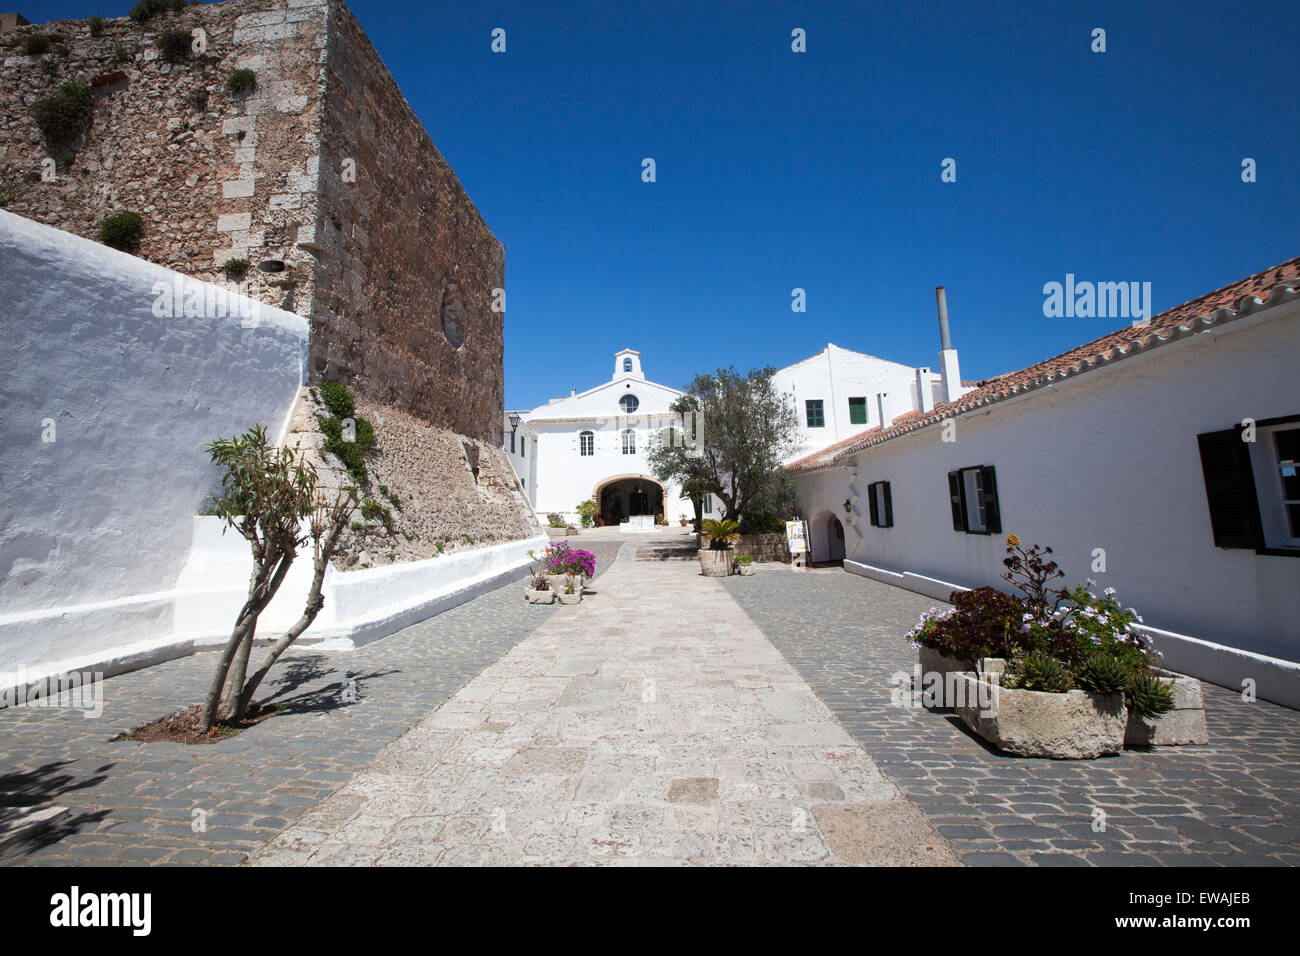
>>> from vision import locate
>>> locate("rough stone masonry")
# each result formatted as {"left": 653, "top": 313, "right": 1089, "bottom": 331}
{"left": 0, "top": 0, "right": 504, "bottom": 444}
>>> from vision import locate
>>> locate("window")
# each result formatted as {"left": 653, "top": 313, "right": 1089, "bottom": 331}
{"left": 868, "top": 481, "right": 893, "bottom": 527}
{"left": 520, "top": 436, "right": 525, "bottom": 457}
{"left": 620, "top": 394, "right": 640, "bottom": 414}
{"left": 702, "top": 494, "right": 714, "bottom": 514}
{"left": 947, "top": 466, "right": 1001, "bottom": 534}
{"left": 622, "top": 429, "right": 636, "bottom": 454}
{"left": 1199, "top": 417, "right": 1300, "bottom": 553}
{"left": 806, "top": 399, "right": 825, "bottom": 428}
{"left": 509, "top": 431, "right": 515, "bottom": 454}
{"left": 579, "top": 430, "right": 594, "bottom": 456}
{"left": 623, "top": 358, "right": 633, "bottom": 372}
{"left": 849, "top": 397, "right": 868, "bottom": 425}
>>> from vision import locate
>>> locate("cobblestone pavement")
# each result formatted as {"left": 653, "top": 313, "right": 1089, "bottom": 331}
{"left": 0, "top": 543, "right": 622, "bottom": 866}
{"left": 721, "top": 566, "right": 1300, "bottom": 866}
{"left": 249, "top": 545, "right": 958, "bottom": 866}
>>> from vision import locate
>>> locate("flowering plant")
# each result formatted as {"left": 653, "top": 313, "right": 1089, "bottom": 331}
{"left": 543, "top": 540, "right": 597, "bottom": 579}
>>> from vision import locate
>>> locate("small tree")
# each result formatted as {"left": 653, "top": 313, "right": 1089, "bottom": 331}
{"left": 648, "top": 367, "right": 799, "bottom": 529}
{"left": 199, "top": 426, "right": 356, "bottom": 732}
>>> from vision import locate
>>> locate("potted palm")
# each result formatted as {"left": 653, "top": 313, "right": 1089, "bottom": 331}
{"left": 524, "top": 548, "right": 555, "bottom": 604}
{"left": 699, "top": 518, "right": 740, "bottom": 576}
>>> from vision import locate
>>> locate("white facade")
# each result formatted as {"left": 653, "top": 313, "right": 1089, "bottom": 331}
{"left": 773, "top": 343, "right": 958, "bottom": 462}
{"left": 502, "top": 350, "right": 694, "bottom": 526}
{"left": 791, "top": 288, "right": 1300, "bottom": 707}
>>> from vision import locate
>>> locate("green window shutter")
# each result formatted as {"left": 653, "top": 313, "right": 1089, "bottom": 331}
{"left": 948, "top": 471, "right": 966, "bottom": 532}
{"left": 868, "top": 483, "right": 880, "bottom": 526}
{"left": 849, "top": 397, "right": 867, "bottom": 425}
{"left": 883, "top": 482, "right": 894, "bottom": 528}
{"left": 1197, "top": 428, "right": 1263, "bottom": 549}
{"left": 979, "top": 466, "right": 1001, "bottom": 534}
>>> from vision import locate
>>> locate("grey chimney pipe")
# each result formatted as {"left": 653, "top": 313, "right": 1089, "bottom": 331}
{"left": 936, "top": 286, "right": 952, "bottom": 351}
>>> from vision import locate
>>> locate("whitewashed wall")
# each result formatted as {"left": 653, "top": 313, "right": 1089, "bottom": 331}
{"left": 774, "top": 344, "right": 944, "bottom": 461}
{"left": 0, "top": 211, "right": 308, "bottom": 679}
{"left": 793, "top": 300, "right": 1300, "bottom": 704}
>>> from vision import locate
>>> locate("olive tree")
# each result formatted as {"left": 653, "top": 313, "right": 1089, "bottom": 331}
{"left": 199, "top": 425, "right": 357, "bottom": 732}
{"left": 647, "top": 367, "right": 800, "bottom": 530}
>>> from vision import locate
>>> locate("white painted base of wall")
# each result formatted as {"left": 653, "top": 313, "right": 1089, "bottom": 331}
{"left": 620, "top": 515, "right": 656, "bottom": 532}
{"left": 1, "top": 523, "right": 548, "bottom": 708}
{"left": 844, "top": 559, "right": 1300, "bottom": 710}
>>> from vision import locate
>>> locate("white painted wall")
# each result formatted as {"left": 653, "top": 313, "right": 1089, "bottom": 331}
{"left": 0, "top": 210, "right": 308, "bottom": 677}
{"left": 793, "top": 300, "right": 1300, "bottom": 701}
{"left": 773, "top": 344, "right": 944, "bottom": 461}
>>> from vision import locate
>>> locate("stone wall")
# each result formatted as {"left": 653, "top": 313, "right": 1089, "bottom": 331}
{"left": 0, "top": 0, "right": 505, "bottom": 444}
{"left": 314, "top": 3, "right": 504, "bottom": 443}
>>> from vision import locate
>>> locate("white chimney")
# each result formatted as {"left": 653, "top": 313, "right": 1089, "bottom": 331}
{"left": 935, "top": 286, "right": 967, "bottom": 404}
{"left": 876, "top": 392, "right": 889, "bottom": 429}
{"left": 916, "top": 367, "right": 935, "bottom": 413}
{"left": 570, "top": 387, "right": 576, "bottom": 397}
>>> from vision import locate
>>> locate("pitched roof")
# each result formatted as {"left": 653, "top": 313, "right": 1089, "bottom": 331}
{"left": 787, "top": 256, "right": 1300, "bottom": 472}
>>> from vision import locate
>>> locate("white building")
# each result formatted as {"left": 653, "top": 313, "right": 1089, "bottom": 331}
{"left": 773, "top": 290, "right": 972, "bottom": 461}
{"left": 503, "top": 349, "right": 697, "bottom": 528}
{"left": 788, "top": 261, "right": 1300, "bottom": 707}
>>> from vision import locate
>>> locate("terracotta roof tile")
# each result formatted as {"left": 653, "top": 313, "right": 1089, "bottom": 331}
{"left": 786, "top": 256, "right": 1300, "bottom": 472}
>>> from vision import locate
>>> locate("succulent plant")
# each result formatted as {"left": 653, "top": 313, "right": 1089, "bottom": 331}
{"left": 1018, "top": 652, "right": 1072, "bottom": 693}
{"left": 1127, "top": 673, "right": 1175, "bottom": 719}
{"left": 1073, "top": 652, "right": 1130, "bottom": 695}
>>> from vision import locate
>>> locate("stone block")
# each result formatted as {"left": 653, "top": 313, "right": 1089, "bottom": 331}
{"left": 222, "top": 180, "right": 255, "bottom": 199}
{"left": 956, "top": 675, "right": 1127, "bottom": 759}
{"left": 217, "top": 213, "right": 252, "bottom": 233}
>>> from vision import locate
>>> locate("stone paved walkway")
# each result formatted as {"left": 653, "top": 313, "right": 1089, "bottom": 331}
{"left": 0, "top": 542, "right": 622, "bottom": 866}
{"left": 722, "top": 566, "right": 1300, "bottom": 866}
{"left": 249, "top": 544, "right": 957, "bottom": 865}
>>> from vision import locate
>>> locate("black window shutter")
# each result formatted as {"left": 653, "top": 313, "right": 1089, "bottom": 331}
{"left": 948, "top": 471, "right": 966, "bottom": 532}
{"left": 868, "top": 484, "right": 880, "bottom": 527}
{"left": 1197, "top": 428, "right": 1263, "bottom": 549}
{"left": 883, "top": 482, "right": 894, "bottom": 528}
{"left": 979, "top": 466, "right": 1001, "bottom": 534}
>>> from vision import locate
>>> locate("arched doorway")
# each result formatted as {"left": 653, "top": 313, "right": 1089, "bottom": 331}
{"left": 825, "top": 514, "right": 846, "bottom": 563}
{"left": 594, "top": 474, "right": 665, "bottom": 525}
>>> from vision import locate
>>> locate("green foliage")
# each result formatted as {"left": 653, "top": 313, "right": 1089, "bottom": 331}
{"left": 735, "top": 553, "right": 755, "bottom": 566}
{"left": 576, "top": 498, "right": 597, "bottom": 528}
{"left": 317, "top": 381, "right": 355, "bottom": 419}
{"left": 1015, "top": 652, "right": 1072, "bottom": 693}
{"left": 99, "top": 210, "right": 144, "bottom": 252}
{"left": 129, "top": 0, "right": 169, "bottom": 23}
{"left": 226, "top": 67, "right": 257, "bottom": 96}
{"left": 88, "top": 16, "right": 105, "bottom": 37}
{"left": 157, "top": 27, "right": 190, "bottom": 62}
{"left": 378, "top": 485, "right": 403, "bottom": 511}
{"left": 204, "top": 424, "right": 318, "bottom": 535}
{"left": 701, "top": 518, "right": 741, "bottom": 550}
{"left": 41, "top": 57, "right": 59, "bottom": 79}
{"left": 907, "top": 587, "right": 1024, "bottom": 665}
{"left": 360, "top": 499, "right": 392, "bottom": 531}
{"left": 23, "top": 34, "right": 52, "bottom": 56}
{"left": 1127, "top": 673, "right": 1175, "bottom": 719}
{"left": 0, "top": 177, "right": 15, "bottom": 207}
{"left": 222, "top": 257, "right": 249, "bottom": 281}
{"left": 113, "top": 41, "right": 131, "bottom": 63}
{"left": 32, "top": 80, "right": 95, "bottom": 145}
{"left": 1073, "top": 652, "right": 1131, "bottom": 695}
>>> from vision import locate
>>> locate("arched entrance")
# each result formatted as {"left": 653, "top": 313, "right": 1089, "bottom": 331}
{"left": 594, "top": 474, "right": 665, "bottom": 525}
{"left": 825, "top": 514, "right": 846, "bottom": 563}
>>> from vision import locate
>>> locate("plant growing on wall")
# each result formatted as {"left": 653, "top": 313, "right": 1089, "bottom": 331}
{"left": 157, "top": 27, "right": 191, "bottom": 63}
{"left": 99, "top": 210, "right": 145, "bottom": 253}
{"left": 226, "top": 67, "right": 257, "bottom": 96}
{"left": 88, "top": 16, "right": 105, "bottom": 37}
{"left": 315, "top": 381, "right": 376, "bottom": 485}
{"left": 113, "top": 41, "right": 131, "bottom": 63}
{"left": 222, "top": 256, "right": 249, "bottom": 281}
{"left": 32, "top": 80, "right": 95, "bottom": 146}
{"left": 198, "top": 425, "right": 357, "bottom": 732}
{"left": 129, "top": 0, "right": 170, "bottom": 23}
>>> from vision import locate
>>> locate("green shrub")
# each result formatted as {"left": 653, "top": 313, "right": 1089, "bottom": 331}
{"left": 1127, "top": 674, "right": 1175, "bottom": 719}
{"left": 129, "top": 0, "right": 169, "bottom": 22}
{"left": 99, "top": 210, "right": 144, "bottom": 252}
{"left": 0, "top": 178, "right": 15, "bottom": 207}
{"left": 317, "top": 381, "right": 355, "bottom": 419}
{"left": 1073, "top": 652, "right": 1130, "bottom": 695}
{"left": 222, "top": 257, "right": 249, "bottom": 281}
{"left": 88, "top": 16, "right": 105, "bottom": 37}
{"left": 31, "top": 80, "right": 95, "bottom": 145}
{"left": 113, "top": 41, "right": 131, "bottom": 63}
{"left": 379, "top": 485, "right": 403, "bottom": 511}
{"left": 360, "top": 499, "right": 392, "bottom": 531}
{"left": 226, "top": 68, "right": 256, "bottom": 96}
{"left": 736, "top": 554, "right": 755, "bottom": 566}
{"left": 576, "top": 498, "right": 597, "bottom": 528}
{"left": 23, "top": 34, "right": 51, "bottom": 56}
{"left": 157, "top": 28, "right": 190, "bottom": 63}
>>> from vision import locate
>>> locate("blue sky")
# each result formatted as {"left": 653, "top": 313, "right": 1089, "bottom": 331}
{"left": 35, "top": 0, "right": 1299, "bottom": 408}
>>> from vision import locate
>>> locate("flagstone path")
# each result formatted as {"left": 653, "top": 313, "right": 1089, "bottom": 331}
{"left": 248, "top": 544, "right": 958, "bottom": 865}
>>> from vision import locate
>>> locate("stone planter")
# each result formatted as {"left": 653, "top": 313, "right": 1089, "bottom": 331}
{"left": 1124, "top": 670, "right": 1209, "bottom": 746}
{"left": 956, "top": 673, "right": 1127, "bottom": 759}
{"left": 736, "top": 563, "right": 756, "bottom": 576}
{"left": 916, "top": 646, "right": 975, "bottom": 709}
{"left": 525, "top": 588, "right": 555, "bottom": 605}
{"left": 556, "top": 589, "right": 582, "bottom": 605}
{"left": 698, "top": 549, "right": 733, "bottom": 577}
